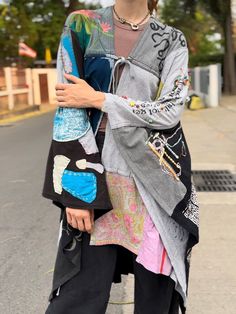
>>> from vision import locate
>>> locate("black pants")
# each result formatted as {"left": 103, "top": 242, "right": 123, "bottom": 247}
{"left": 45, "top": 233, "right": 180, "bottom": 314}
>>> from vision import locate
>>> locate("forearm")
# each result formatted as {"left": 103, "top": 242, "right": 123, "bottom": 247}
{"left": 90, "top": 91, "right": 105, "bottom": 110}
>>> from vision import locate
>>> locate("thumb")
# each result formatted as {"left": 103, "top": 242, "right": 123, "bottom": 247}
{"left": 64, "top": 73, "right": 81, "bottom": 84}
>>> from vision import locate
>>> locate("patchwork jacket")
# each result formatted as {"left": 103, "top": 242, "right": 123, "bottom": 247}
{"left": 42, "top": 6, "right": 199, "bottom": 310}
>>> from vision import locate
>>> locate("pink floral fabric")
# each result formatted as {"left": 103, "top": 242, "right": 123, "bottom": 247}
{"left": 90, "top": 172, "right": 172, "bottom": 275}
{"left": 90, "top": 172, "right": 146, "bottom": 252}
{"left": 73, "top": 10, "right": 100, "bottom": 19}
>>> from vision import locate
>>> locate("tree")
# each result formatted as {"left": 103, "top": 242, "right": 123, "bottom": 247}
{"left": 161, "top": 0, "right": 221, "bottom": 56}
{"left": 183, "top": 0, "right": 236, "bottom": 93}
{"left": 200, "top": 0, "right": 236, "bottom": 94}
{"left": 0, "top": 0, "right": 99, "bottom": 63}
{"left": 10, "top": 0, "right": 86, "bottom": 60}
{"left": 0, "top": 4, "right": 38, "bottom": 63}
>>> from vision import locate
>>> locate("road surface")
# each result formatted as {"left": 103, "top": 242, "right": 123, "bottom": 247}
{"left": 0, "top": 112, "right": 129, "bottom": 314}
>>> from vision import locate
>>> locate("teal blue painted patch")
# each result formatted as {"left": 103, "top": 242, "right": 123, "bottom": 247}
{"left": 53, "top": 27, "right": 90, "bottom": 142}
{"left": 61, "top": 29, "right": 79, "bottom": 77}
{"left": 62, "top": 170, "right": 97, "bottom": 203}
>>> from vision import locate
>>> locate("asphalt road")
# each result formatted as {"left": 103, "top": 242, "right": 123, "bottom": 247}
{"left": 0, "top": 112, "right": 129, "bottom": 314}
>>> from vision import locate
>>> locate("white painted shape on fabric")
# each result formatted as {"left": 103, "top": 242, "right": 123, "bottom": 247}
{"left": 53, "top": 155, "right": 71, "bottom": 194}
{"left": 76, "top": 159, "right": 104, "bottom": 174}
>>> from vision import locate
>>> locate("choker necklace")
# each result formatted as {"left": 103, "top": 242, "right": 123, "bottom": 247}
{"left": 113, "top": 6, "right": 150, "bottom": 31}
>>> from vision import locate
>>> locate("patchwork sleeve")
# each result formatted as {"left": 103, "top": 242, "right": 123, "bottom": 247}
{"left": 102, "top": 47, "right": 190, "bottom": 130}
{"left": 42, "top": 12, "right": 112, "bottom": 211}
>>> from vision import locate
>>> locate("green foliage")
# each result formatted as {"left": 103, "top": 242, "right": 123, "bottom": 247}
{"left": 160, "top": 0, "right": 222, "bottom": 65}
{"left": 0, "top": 0, "right": 99, "bottom": 64}
{"left": 200, "top": 0, "right": 230, "bottom": 26}
{"left": 189, "top": 53, "right": 223, "bottom": 68}
{"left": 0, "top": 4, "right": 38, "bottom": 62}
{"left": 179, "top": 0, "right": 236, "bottom": 93}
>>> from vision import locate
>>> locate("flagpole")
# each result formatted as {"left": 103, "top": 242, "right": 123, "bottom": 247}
{"left": 18, "top": 55, "right": 22, "bottom": 69}
{"left": 18, "top": 41, "right": 23, "bottom": 69}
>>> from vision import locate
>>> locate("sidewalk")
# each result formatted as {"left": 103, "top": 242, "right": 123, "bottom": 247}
{"left": 0, "top": 103, "right": 56, "bottom": 125}
{"left": 183, "top": 99, "right": 236, "bottom": 314}
{"left": 107, "top": 99, "right": 236, "bottom": 314}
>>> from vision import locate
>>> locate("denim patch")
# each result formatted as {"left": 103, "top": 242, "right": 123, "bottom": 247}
{"left": 62, "top": 170, "right": 97, "bottom": 203}
{"left": 53, "top": 107, "right": 90, "bottom": 142}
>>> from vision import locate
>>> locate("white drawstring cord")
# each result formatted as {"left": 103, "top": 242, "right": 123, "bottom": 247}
{"left": 108, "top": 56, "right": 134, "bottom": 94}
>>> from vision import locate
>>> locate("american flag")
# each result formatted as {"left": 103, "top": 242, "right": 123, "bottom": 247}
{"left": 18, "top": 42, "right": 37, "bottom": 59}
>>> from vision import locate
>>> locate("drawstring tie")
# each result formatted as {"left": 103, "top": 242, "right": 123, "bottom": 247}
{"left": 108, "top": 56, "right": 134, "bottom": 94}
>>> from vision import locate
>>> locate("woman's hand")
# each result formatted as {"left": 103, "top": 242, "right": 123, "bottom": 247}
{"left": 66, "top": 207, "right": 94, "bottom": 234}
{"left": 55, "top": 73, "right": 105, "bottom": 110}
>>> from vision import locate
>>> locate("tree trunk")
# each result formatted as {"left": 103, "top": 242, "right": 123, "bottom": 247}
{"left": 224, "top": 4, "right": 236, "bottom": 94}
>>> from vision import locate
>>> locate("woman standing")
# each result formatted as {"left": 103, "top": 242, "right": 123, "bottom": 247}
{"left": 43, "top": 0, "right": 199, "bottom": 313}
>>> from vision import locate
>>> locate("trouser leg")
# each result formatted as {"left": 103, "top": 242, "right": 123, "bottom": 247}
{"left": 134, "top": 259, "right": 180, "bottom": 314}
{"left": 45, "top": 233, "right": 117, "bottom": 314}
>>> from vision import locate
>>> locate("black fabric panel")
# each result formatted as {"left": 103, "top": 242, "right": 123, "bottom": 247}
{"left": 71, "top": 29, "right": 84, "bottom": 79}
{"left": 47, "top": 228, "right": 182, "bottom": 314}
{"left": 42, "top": 139, "right": 112, "bottom": 210}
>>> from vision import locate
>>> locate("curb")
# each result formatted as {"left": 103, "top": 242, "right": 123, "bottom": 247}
{"left": 0, "top": 105, "right": 40, "bottom": 120}
{"left": 0, "top": 106, "right": 56, "bottom": 125}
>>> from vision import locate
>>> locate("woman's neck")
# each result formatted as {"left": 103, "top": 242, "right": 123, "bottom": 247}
{"left": 114, "top": 0, "right": 149, "bottom": 23}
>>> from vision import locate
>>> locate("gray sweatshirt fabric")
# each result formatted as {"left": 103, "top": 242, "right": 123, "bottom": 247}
{"left": 95, "top": 7, "right": 198, "bottom": 307}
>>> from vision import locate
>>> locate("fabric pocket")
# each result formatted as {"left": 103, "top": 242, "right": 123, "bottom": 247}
{"left": 146, "top": 125, "right": 184, "bottom": 181}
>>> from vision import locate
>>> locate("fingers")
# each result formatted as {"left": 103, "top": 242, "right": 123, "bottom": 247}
{"left": 84, "top": 216, "right": 92, "bottom": 234}
{"left": 66, "top": 208, "right": 94, "bottom": 233}
{"left": 55, "top": 83, "right": 66, "bottom": 90}
{"left": 64, "top": 73, "right": 81, "bottom": 84}
{"left": 71, "top": 215, "right": 78, "bottom": 230}
{"left": 56, "top": 90, "right": 66, "bottom": 96}
{"left": 66, "top": 210, "right": 72, "bottom": 225}
{"left": 77, "top": 218, "right": 86, "bottom": 232}
{"left": 90, "top": 209, "right": 94, "bottom": 230}
{"left": 90, "top": 210, "right": 95, "bottom": 234}
{"left": 56, "top": 93, "right": 69, "bottom": 106}
{"left": 56, "top": 101, "right": 68, "bottom": 107}
{"left": 57, "top": 96, "right": 66, "bottom": 102}
{"left": 55, "top": 78, "right": 87, "bottom": 91}
{"left": 91, "top": 209, "right": 95, "bottom": 223}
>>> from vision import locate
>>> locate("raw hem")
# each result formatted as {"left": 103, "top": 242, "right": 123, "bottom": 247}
{"left": 89, "top": 239, "right": 138, "bottom": 255}
{"left": 42, "top": 192, "right": 113, "bottom": 210}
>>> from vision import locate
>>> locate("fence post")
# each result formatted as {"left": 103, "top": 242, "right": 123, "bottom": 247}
{"left": 208, "top": 64, "right": 221, "bottom": 107}
{"left": 4, "top": 67, "right": 14, "bottom": 110}
{"left": 194, "top": 66, "right": 201, "bottom": 94}
{"left": 25, "top": 68, "right": 34, "bottom": 106}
